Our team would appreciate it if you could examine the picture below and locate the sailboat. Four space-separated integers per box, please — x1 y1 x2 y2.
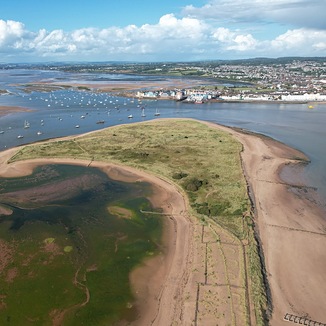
154 108 160 116
141 108 146 117
24 120 30 128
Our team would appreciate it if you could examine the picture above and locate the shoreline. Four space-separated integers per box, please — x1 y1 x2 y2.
1 120 326 325
0 150 193 326
210 122 326 325
10 81 326 105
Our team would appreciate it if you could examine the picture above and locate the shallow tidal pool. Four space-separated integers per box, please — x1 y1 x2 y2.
0 164 162 325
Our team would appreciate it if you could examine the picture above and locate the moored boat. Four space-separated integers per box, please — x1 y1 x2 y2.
24 120 30 128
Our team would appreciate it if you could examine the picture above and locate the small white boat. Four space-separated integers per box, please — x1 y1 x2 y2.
24 120 30 128
0 131 4 134
80 115 85 119
154 109 160 116
75 125 80 128
37 131 42 135
128 114 133 119
141 108 146 117
17 135 24 139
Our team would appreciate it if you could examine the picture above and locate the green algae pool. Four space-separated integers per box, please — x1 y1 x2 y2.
0 164 162 325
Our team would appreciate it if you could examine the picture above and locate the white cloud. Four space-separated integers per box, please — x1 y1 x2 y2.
211 27 257 51
271 29 326 52
0 13 325 61
0 20 25 46
183 0 326 30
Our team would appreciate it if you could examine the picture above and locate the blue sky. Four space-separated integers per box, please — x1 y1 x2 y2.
1 0 205 31
0 0 325 62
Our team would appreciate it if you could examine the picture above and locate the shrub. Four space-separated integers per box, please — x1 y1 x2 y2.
183 177 203 192
172 172 188 180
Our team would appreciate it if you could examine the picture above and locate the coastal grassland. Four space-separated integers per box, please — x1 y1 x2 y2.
9 119 267 324
10 120 247 236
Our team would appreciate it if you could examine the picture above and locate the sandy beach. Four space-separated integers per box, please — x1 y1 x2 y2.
1 121 326 325
213 123 326 325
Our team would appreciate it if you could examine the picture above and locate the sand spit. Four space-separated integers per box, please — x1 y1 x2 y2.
1 120 326 325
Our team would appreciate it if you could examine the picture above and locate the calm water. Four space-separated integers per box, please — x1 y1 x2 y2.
0 163 161 324
0 69 325 203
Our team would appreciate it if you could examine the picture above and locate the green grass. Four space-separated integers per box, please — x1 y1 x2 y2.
8 119 267 324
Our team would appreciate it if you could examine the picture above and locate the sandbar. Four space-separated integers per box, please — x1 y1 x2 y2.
1 120 326 325
0 105 32 117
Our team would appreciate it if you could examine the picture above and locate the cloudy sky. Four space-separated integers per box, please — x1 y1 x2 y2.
1 0 325 62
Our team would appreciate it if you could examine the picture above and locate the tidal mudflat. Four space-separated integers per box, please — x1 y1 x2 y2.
0 164 162 325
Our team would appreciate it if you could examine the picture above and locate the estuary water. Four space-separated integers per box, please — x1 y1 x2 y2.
0 69 325 203
0 163 161 324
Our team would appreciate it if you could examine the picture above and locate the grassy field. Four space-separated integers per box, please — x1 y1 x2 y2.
8 118 267 324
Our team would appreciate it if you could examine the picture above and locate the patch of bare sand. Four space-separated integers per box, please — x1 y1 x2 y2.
0 204 12 215
108 206 134 219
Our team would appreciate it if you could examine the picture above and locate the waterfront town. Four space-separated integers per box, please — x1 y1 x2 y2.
1 57 326 103
132 58 326 103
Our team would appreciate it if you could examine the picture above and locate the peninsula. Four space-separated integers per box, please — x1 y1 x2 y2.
0 119 325 325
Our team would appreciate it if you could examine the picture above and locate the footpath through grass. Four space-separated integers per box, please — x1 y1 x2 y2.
9 118 268 324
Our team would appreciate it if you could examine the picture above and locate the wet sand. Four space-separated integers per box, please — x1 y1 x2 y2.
0 105 32 117
1 120 326 325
